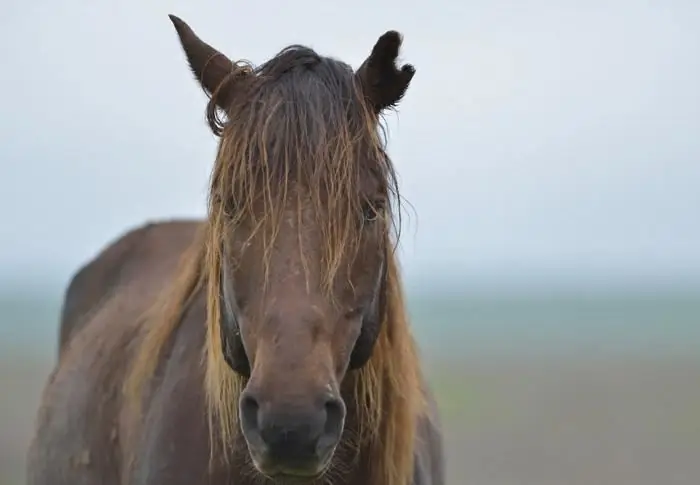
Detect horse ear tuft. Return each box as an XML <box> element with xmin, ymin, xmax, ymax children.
<box><xmin>355</xmin><ymin>31</ymin><xmax>416</xmax><ymax>113</ymax></box>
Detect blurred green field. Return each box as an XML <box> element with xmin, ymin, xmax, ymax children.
<box><xmin>2</xmin><ymin>289</ymin><xmax>700</xmax><ymax>484</ymax></box>
<box><xmin>4</xmin><ymin>287</ymin><xmax>700</xmax><ymax>360</ymax></box>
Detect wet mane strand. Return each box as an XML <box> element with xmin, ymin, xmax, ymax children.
<box><xmin>125</xmin><ymin>45</ymin><xmax>423</xmax><ymax>485</ymax></box>
<box><xmin>206</xmin><ymin>45</ymin><xmax>402</xmax><ymax>289</ymax></box>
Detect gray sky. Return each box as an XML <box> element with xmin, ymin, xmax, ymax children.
<box><xmin>1</xmin><ymin>0</ymin><xmax>699</xmax><ymax>292</ymax></box>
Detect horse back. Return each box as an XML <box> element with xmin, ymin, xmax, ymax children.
<box><xmin>57</xmin><ymin>220</ymin><xmax>202</xmax><ymax>354</ymax></box>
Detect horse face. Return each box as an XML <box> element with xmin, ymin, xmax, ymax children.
<box><xmin>167</xmin><ymin>15</ymin><xmax>415</xmax><ymax>478</ymax></box>
<box><xmin>219</xmin><ymin>189</ymin><xmax>387</xmax><ymax>478</ymax></box>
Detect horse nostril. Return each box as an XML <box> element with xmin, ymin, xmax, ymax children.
<box><xmin>239</xmin><ymin>392</ymin><xmax>260</xmax><ymax>433</ymax></box>
<box><xmin>322</xmin><ymin>396</ymin><xmax>345</xmax><ymax>437</ymax></box>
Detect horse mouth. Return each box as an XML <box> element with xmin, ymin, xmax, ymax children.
<box><xmin>246</xmin><ymin>434</ymin><xmax>339</xmax><ymax>482</ymax></box>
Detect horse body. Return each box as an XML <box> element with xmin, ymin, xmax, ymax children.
<box><xmin>27</xmin><ymin>221</ymin><xmax>199</xmax><ymax>485</ymax></box>
<box><xmin>27</xmin><ymin>14</ymin><xmax>444</xmax><ymax>485</ymax></box>
<box><xmin>27</xmin><ymin>221</ymin><xmax>444</xmax><ymax>485</ymax></box>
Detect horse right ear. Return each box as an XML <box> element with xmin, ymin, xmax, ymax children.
<box><xmin>356</xmin><ymin>30</ymin><xmax>416</xmax><ymax>114</ymax></box>
<box><xmin>168</xmin><ymin>15</ymin><xmax>246</xmax><ymax>113</ymax></box>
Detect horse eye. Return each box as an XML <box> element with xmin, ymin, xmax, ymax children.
<box><xmin>362</xmin><ymin>202</ymin><xmax>382</xmax><ymax>223</ymax></box>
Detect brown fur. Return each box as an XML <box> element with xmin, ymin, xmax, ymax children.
<box><xmin>26</xmin><ymin>14</ymin><xmax>444</xmax><ymax>485</ymax></box>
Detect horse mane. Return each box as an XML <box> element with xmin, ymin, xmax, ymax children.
<box><xmin>124</xmin><ymin>44</ymin><xmax>424</xmax><ymax>485</ymax></box>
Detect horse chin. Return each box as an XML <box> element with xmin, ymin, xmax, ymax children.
<box><xmin>264</xmin><ymin>470</ymin><xmax>326</xmax><ymax>483</ymax></box>
<box><xmin>251</xmin><ymin>455</ymin><xmax>333</xmax><ymax>483</ymax></box>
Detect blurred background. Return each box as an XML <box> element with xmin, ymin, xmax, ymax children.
<box><xmin>1</xmin><ymin>0</ymin><xmax>699</xmax><ymax>483</ymax></box>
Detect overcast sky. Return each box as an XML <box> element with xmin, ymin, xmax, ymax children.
<box><xmin>1</xmin><ymin>0</ymin><xmax>698</xmax><ymax>292</ymax></box>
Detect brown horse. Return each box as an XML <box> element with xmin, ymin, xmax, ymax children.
<box><xmin>26</xmin><ymin>14</ymin><xmax>444</xmax><ymax>485</ymax></box>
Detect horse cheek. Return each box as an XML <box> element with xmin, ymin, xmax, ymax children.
<box><xmin>220</xmin><ymin>309</ymin><xmax>251</xmax><ymax>377</ymax></box>
<box><xmin>348</xmin><ymin>303</ymin><xmax>383</xmax><ymax>370</ymax></box>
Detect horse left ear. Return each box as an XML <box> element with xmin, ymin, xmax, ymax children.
<box><xmin>355</xmin><ymin>31</ymin><xmax>416</xmax><ymax>113</ymax></box>
<box><xmin>168</xmin><ymin>14</ymin><xmax>245</xmax><ymax>111</ymax></box>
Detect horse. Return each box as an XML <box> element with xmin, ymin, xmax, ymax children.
<box><xmin>26</xmin><ymin>14</ymin><xmax>445</xmax><ymax>485</ymax></box>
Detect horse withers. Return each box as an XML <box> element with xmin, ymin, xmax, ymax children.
<box><xmin>26</xmin><ymin>14</ymin><xmax>444</xmax><ymax>485</ymax></box>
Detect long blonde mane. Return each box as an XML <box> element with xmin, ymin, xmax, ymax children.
<box><xmin>124</xmin><ymin>46</ymin><xmax>425</xmax><ymax>485</ymax></box>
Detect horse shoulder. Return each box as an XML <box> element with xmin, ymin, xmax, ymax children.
<box><xmin>413</xmin><ymin>383</ymin><xmax>446</xmax><ymax>485</ymax></box>
<box><xmin>58</xmin><ymin>219</ymin><xmax>203</xmax><ymax>354</ymax></box>
<box><xmin>27</xmin><ymin>291</ymin><xmax>142</xmax><ymax>485</ymax></box>
<box><xmin>127</xmin><ymin>296</ymin><xmax>236</xmax><ymax>485</ymax></box>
